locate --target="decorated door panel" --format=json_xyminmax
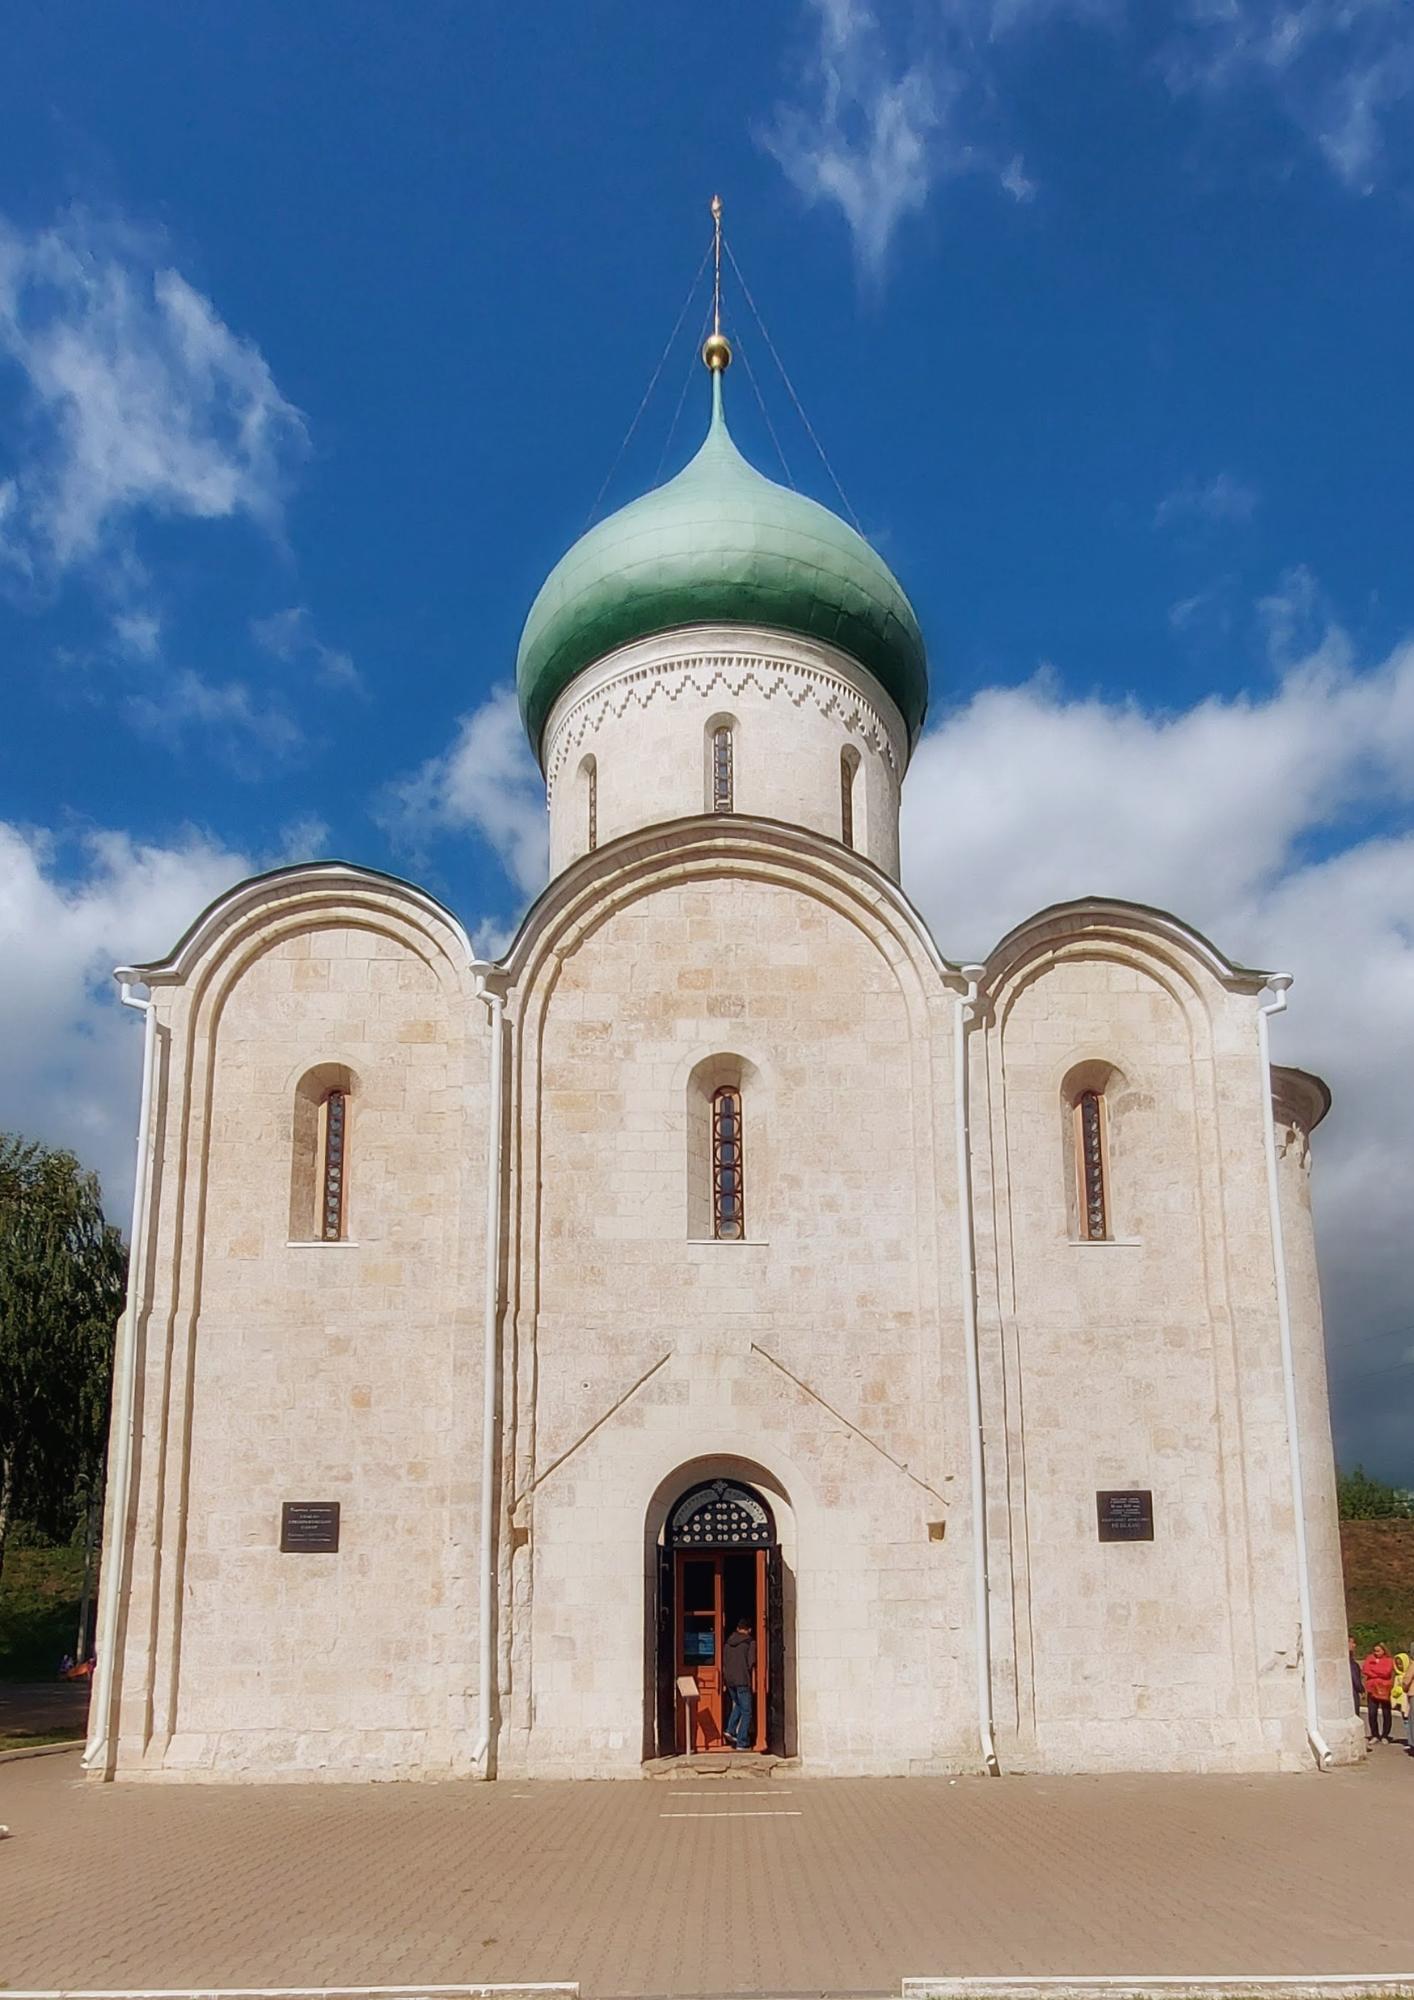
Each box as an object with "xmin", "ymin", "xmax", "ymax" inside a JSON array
[{"xmin": 675, "ymin": 1552, "xmax": 724, "ymax": 1750}]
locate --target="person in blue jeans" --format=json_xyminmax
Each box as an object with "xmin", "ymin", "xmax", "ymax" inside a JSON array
[{"xmin": 722, "ymin": 1618, "xmax": 756, "ymax": 1751}]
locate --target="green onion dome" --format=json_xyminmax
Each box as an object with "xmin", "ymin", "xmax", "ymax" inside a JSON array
[{"xmin": 516, "ymin": 374, "xmax": 929, "ymax": 760}]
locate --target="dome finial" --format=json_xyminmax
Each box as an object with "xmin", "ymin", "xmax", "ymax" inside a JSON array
[{"xmin": 702, "ymin": 194, "xmax": 732, "ymax": 374}]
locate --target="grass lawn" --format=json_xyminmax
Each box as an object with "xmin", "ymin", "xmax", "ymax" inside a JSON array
[
  {"xmin": 0, "ymin": 1725, "xmax": 82, "ymax": 1752},
  {"xmin": 0, "ymin": 1543, "xmax": 91, "ymax": 1679},
  {"xmin": 1341, "ymin": 1519, "xmax": 1414, "ymax": 1651}
]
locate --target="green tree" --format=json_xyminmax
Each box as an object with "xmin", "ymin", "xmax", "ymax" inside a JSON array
[
  {"xmin": 0, "ymin": 1134, "xmax": 125, "ymax": 1585},
  {"xmin": 1337, "ymin": 1463, "xmax": 1414, "ymax": 1520}
]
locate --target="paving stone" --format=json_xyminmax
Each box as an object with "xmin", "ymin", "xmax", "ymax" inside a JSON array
[{"xmin": 3, "ymin": 1750, "xmax": 1413, "ymax": 1995}]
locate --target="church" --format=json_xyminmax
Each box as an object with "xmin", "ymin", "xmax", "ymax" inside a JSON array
[{"xmin": 83, "ymin": 291, "xmax": 1362, "ymax": 1784}]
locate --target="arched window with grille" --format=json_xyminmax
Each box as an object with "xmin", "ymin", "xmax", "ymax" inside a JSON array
[
  {"xmin": 319, "ymin": 1088, "xmax": 349, "ymax": 1240},
  {"xmin": 1072, "ymin": 1084, "xmax": 1110, "ymax": 1241},
  {"xmin": 290, "ymin": 1063, "xmax": 355, "ymax": 1243},
  {"xmin": 711, "ymin": 721, "xmax": 734, "ymax": 813},
  {"xmin": 711, "ymin": 1084, "xmax": 745, "ymax": 1240},
  {"xmin": 687, "ymin": 1054, "xmax": 760, "ymax": 1241}
]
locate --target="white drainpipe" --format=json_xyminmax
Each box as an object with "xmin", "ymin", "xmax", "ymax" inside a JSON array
[
  {"xmin": 473, "ymin": 977, "xmax": 507, "ymax": 1774},
  {"xmin": 955, "ymin": 965, "xmax": 1000, "ymax": 1776},
  {"xmin": 83, "ymin": 978, "xmax": 157, "ymax": 1779},
  {"xmin": 1257, "ymin": 973, "xmax": 1332, "ymax": 1771}
]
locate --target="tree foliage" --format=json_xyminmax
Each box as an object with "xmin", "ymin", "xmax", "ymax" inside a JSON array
[
  {"xmin": 1337, "ymin": 1464, "xmax": 1414, "ymax": 1520},
  {"xmin": 0, "ymin": 1133, "xmax": 126, "ymax": 1584}
]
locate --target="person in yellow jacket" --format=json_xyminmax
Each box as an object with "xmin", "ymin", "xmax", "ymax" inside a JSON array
[{"xmin": 1395, "ymin": 1653, "xmax": 1412, "ymax": 1723}]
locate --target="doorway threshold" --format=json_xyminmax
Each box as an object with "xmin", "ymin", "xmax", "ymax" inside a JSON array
[{"xmin": 644, "ymin": 1752, "xmax": 799, "ymax": 1780}]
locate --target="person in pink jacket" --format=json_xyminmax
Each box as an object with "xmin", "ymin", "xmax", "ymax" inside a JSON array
[{"xmin": 1363, "ymin": 1643, "xmax": 1396, "ymax": 1742}]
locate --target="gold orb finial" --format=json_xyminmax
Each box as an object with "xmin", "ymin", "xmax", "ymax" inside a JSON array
[{"xmin": 702, "ymin": 330, "xmax": 732, "ymax": 373}]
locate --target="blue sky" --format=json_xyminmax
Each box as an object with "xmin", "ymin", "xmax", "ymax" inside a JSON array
[{"xmin": 2, "ymin": 0, "xmax": 1414, "ymax": 1474}]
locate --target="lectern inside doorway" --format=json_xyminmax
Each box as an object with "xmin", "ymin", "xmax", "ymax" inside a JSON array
[{"xmin": 655, "ymin": 1477, "xmax": 785, "ymax": 1756}]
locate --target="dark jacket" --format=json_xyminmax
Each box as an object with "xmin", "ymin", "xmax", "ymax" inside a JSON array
[{"xmin": 722, "ymin": 1632, "xmax": 756, "ymax": 1689}]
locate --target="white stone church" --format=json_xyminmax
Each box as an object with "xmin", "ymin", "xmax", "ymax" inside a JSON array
[{"xmin": 85, "ymin": 332, "xmax": 1362, "ymax": 1784}]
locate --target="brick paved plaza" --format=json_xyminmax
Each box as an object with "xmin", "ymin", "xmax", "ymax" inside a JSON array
[{"xmin": 3, "ymin": 1749, "xmax": 1413, "ymax": 1996}]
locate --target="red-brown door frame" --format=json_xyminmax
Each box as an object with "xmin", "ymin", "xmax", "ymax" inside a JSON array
[
  {"xmin": 672, "ymin": 1548, "xmax": 767, "ymax": 1753},
  {"xmin": 753, "ymin": 1545, "xmax": 768, "ymax": 1753}
]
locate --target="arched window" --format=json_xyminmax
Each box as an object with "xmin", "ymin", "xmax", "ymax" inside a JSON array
[
  {"xmin": 581, "ymin": 753, "xmax": 598, "ymax": 852},
  {"xmin": 1074, "ymin": 1088, "xmax": 1109, "ymax": 1241},
  {"xmin": 320, "ymin": 1089, "xmax": 348, "ymax": 1240},
  {"xmin": 840, "ymin": 747, "xmax": 858, "ymax": 849},
  {"xmin": 687, "ymin": 1053, "xmax": 760, "ymax": 1241},
  {"xmin": 290, "ymin": 1063, "xmax": 355, "ymax": 1242},
  {"xmin": 711, "ymin": 723, "xmax": 734, "ymax": 813},
  {"xmin": 711, "ymin": 1085, "xmax": 745, "ymax": 1239}
]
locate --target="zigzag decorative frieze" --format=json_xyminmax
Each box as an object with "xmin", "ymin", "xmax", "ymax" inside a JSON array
[{"xmin": 545, "ymin": 652, "xmax": 902, "ymax": 795}]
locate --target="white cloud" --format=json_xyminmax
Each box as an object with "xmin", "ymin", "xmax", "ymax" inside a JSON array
[
  {"xmin": 0, "ymin": 212, "xmax": 346, "ymax": 776},
  {"xmin": 764, "ymin": 0, "xmax": 950, "ymax": 282},
  {"xmin": 1167, "ymin": 582, "xmax": 1236, "ymax": 635},
  {"xmin": 274, "ymin": 814, "xmax": 332, "ymax": 863},
  {"xmin": 901, "ymin": 617, "xmax": 1414, "ymax": 1475},
  {"xmin": 125, "ymin": 668, "xmax": 303, "ymax": 771},
  {"xmin": 0, "ymin": 208, "xmax": 307, "ymax": 585},
  {"xmin": 0, "ymin": 821, "xmax": 252, "ymax": 1216},
  {"xmin": 762, "ymin": 1, "xmax": 1147, "ymax": 276},
  {"xmin": 110, "ymin": 607, "xmax": 162, "ymax": 661},
  {"xmin": 1257, "ymin": 561, "xmax": 1326, "ymax": 664},
  {"xmin": 1155, "ymin": 471, "xmax": 1259, "ymax": 528},
  {"xmin": 1167, "ymin": 0, "xmax": 1414, "ymax": 192},
  {"xmin": 468, "ymin": 912, "xmax": 520, "ymax": 961},
  {"xmin": 765, "ymin": 0, "xmax": 1413, "ymax": 277},
  {"xmin": 380, "ymin": 684, "xmax": 548, "ymax": 898},
  {"xmin": 1000, "ymin": 154, "xmax": 1038, "ymax": 201},
  {"xmin": 0, "ymin": 785, "xmax": 526, "ymax": 1229},
  {"xmin": 252, "ymin": 605, "xmax": 364, "ymax": 694}
]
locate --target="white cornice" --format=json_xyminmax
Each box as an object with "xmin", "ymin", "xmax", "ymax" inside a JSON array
[
  {"xmin": 117, "ymin": 860, "xmax": 481, "ymax": 986},
  {"xmin": 985, "ymin": 896, "xmax": 1268, "ymax": 991}
]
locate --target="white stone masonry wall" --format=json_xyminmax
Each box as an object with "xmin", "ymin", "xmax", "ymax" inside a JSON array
[
  {"xmin": 503, "ymin": 848, "xmax": 972, "ymax": 1778},
  {"xmin": 101, "ymin": 888, "xmax": 488, "ymax": 1782}
]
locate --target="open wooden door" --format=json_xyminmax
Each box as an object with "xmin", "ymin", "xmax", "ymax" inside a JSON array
[
  {"xmin": 655, "ymin": 1542, "xmax": 675, "ymax": 1757},
  {"xmin": 766, "ymin": 1543, "xmax": 785, "ymax": 1755},
  {"xmin": 654, "ymin": 1477, "xmax": 784, "ymax": 1759},
  {"xmin": 676, "ymin": 1552, "xmax": 725, "ymax": 1750}
]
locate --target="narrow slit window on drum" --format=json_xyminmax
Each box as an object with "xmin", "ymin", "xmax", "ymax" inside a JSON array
[{"xmin": 711, "ymin": 724, "xmax": 734, "ymax": 813}]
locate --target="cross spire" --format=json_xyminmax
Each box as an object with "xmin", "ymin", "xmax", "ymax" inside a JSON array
[{"xmin": 702, "ymin": 194, "xmax": 732, "ymax": 375}]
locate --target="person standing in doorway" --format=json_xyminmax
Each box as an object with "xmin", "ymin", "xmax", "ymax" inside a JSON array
[
  {"xmin": 1363, "ymin": 1642, "xmax": 1396, "ymax": 1742},
  {"xmin": 722, "ymin": 1617, "xmax": 756, "ymax": 1752}
]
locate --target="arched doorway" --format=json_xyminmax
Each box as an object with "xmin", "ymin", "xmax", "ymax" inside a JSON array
[{"xmin": 653, "ymin": 1476, "xmax": 786, "ymax": 1757}]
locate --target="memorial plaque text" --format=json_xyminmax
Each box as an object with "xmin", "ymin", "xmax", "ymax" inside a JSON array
[
  {"xmin": 1096, "ymin": 1489, "xmax": 1153, "ymax": 1542},
  {"xmin": 280, "ymin": 1500, "xmax": 341, "ymax": 1553}
]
